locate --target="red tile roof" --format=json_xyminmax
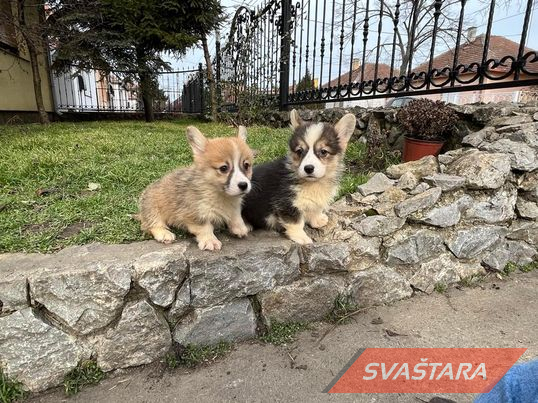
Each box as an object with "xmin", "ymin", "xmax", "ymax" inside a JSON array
[
  {"xmin": 415, "ymin": 35, "xmax": 538, "ymax": 74},
  {"xmin": 323, "ymin": 62, "xmax": 392, "ymax": 88}
]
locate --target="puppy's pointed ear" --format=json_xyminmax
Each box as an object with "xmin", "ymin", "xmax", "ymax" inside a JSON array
[
  {"xmin": 334, "ymin": 113, "xmax": 356, "ymax": 150},
  {"xmin": 237, "ymin": 125, "xmax": 247, "ymax": 141},
  {"xmin": 289, "ymin": 109, "xmax": 303, "ymax": 130},
  {"xmin": 186, "ymin": 126, "xmax": 208, "ymax": 155}
]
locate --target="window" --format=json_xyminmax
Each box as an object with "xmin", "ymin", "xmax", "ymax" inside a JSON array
[
  {"xmin": 76, "ymin": 75, "xmax": 86, "ymax": 92},
  {"xmin": 0, "ymin": 0, "xmax": 18, "ymax": 51}
]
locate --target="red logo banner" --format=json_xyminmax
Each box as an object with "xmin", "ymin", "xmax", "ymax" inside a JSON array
[{"xmin": 325, "ymin": 348, "xmax": 526, "ymax": 393}]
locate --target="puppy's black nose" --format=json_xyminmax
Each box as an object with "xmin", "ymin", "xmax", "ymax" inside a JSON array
[
  {"xmin": 238, "ymin": 182, "xmax": 248, "ymax": 191},
  {"xmin": 304, "ymin": 165, "xmax": 315, "ymax": 174}
]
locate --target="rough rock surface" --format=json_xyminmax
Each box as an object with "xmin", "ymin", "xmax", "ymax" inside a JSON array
[
  {"xmin": 348, "ymin": 266, "xmax": 412, "ymax": 306},
  {"xmin": 94, "ymin": 300, "xmax": 171, "ymax": 371},
  {"xmin": 492, "ymin": 114, "xmax": 533, "ymax": 127},
  {"xmin": 385, "ymin": 230, "xmax": 445, "ymax": 265},
  {"xmin": 396, "ymin": 171, "xmax": 418, "ymax": 190},
  {"xmin": 374, "ymin": 187, "xmax": 408, "ymax": 216},
  {"xmin": 133, "ymin": 246, "xmax": 188, "ymax": 307},
  {"xmin": 482, "ymin": 241, "xmax": 537, "ymax": 272},
  {"xmin": 0, "ymin": 308, "xmax": 84, "ymax": 392},
  {"xmin": 519, "ymin": 170, "xmax": 538, "ymax": 193},
  {"xmin": 259, "ymin": 277, "xmax": 345, "ymax": 323},
  {"xmin": 423, "ymin": 174, "xmax": 466, "ymax": 191},
  {"xmin": 29, "ymin": 261, "xmax": 132, "ymax": 335},
  {"xmin": 167, "ymin": 281, "xmax": 191, "ymax": 325},
  {"xmin": 482, "ymin": 139, "xmax": 538, "ymax": 171},
  {"xmin": 507, "ymin": 221, "xmax": 538, "ymax": 246},
  {"xmin": 465, "ymin": 186, "xmax": 518, "ymax": 223},
  {"xmin": 516, "ymin": 197, "xmax": 538, "ymax": 219},
  {"xmin": 409, "ymin": 182, "xmax": 430, "ymax": 195},
  {"xmin": 415, "ymin": 195, "xmax": 473, "ymax": 227},
  {"xmin": 446, "ymin": 151, "xmax": 511, "ymax": 190},
  {"xmin": 302, "ymin": 243, "xmax": 350, "ymax": 273},
  {"xmin": 386, "ymin": 155, "xmax": 438, "ymax": 179},
  {"xmin": 352, "ymin": 215, "xmax": 406, "ymax": 236},
  {"xmin": 188, "ymin": 236, "xmax": 300, "ymax": 307},
  {"xmin": 394, "ymin": 187, "xmax": 442, "ymax": 217},
  {"xmin": 356, "ymin": 173, "xmax": 395, "ymax": 196},
  {"xmin": 462, "ymin": 127, "xmax": 495, "ymax": 148},
  {"xmin": 173, "ymin": 299, "xmax": 257, "ymax": 345},
  {"xmin": 447, "ymin": 226, "xmax": 504, "ymax": 259},
  {"xmin": 345, "ymin": 233, "xmax": 382, "ymax": 271},
  {"xmin": 0, "ymin": 254, "xmax": 34, "ymax": 314},
  {"xmin": 437, "ymin": 149, "xmax": 465, "ymax": 165},
  {"xmin": 409, "ymin": 254, "xmax": 485, "ymax": 294}
]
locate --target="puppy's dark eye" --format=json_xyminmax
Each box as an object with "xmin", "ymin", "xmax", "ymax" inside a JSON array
[
  {"xmin": 219, "ymin": 165, "xmax": 229, "ymax": 173},
  {"xmin": 243, "ymin": 161, "xmax": 250, "ymax": 170},
  {"xmin": 295, "ymin": 148, "xmax": 303, "ymax": 157},
  {"xmin": 319, "ymin": 149, "xmax": 329, "ymax": 157}
]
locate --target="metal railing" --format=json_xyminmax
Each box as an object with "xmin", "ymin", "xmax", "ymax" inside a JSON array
[
  {"xmin": 217, "ymin": 0, "xmax": 538, "ymax": 109},
  {"xmin": 52, "ymin": 66, "xmax": 204, "ymax": 114}
]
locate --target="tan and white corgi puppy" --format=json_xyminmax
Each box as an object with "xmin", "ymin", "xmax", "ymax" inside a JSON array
[
  {"xmin": 242, "ymin": 110, "xmax": 356, "ymax": 244},
  {"xmin": 138, "ymin": 126, "xmax": 254, "ymax": 251}
]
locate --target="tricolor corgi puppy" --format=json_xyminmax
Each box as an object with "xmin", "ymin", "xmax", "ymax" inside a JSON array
[
  {"xmin": 137, "ymin": 126, "xmax": 254, "ymax": 251},
  {"xmin": 242, "ymin": 110, "xmax": 356, "ymax": 244}
]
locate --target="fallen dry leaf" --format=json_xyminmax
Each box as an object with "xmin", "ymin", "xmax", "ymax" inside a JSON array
[
  {"xmin": 384, "ymin": 329, "xmax": 408, "ymax": 337},
  {"xmin": 87, "ymin": 182, "xmax": 101, "ymax": 191}
]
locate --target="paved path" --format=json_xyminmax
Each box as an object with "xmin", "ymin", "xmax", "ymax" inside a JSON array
[{"xmin": 30, "ymin": 271, "xmax": 538, "ymax": 403}]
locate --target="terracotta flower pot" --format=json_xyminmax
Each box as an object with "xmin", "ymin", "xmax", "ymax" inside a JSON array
[{"xmin": 403, "ymin": 136, "xmax": 444, "ymax": 162}]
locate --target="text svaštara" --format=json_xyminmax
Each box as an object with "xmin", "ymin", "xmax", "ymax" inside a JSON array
[{"xmin": 363, "ymin": 359, "xmax": 487, "ymax": 381}]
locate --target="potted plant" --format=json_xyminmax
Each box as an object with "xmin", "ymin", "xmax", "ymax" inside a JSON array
[{"xmin": 396, "ymin": 99, "xmax": 459, "ymax": 162}]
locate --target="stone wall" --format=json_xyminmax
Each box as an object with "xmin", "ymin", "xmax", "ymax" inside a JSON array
[
  {"xmin": 222, "ymin": 101, "xmax": 538, "ymax": 152},
  {"xmin": 1, "ymin": 104, "xmax": 537, "ymax": 393}
]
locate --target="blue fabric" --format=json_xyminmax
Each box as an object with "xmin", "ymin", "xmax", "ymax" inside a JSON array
[{"xmin": 475, "ymin": 359, "xmax": 538, "ymax": 403}]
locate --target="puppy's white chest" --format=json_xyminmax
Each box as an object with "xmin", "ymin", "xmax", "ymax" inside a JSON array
[{"xmin": 294, "ymin": 181, "xmax": 336, "ymax": 213}]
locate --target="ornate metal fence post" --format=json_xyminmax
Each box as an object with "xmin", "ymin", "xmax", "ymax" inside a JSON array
[
  {"xmin": 279, "ymin": 0, "xmax": 292, "ymax": 111},
  {"xmin": 215, "ymin": 34, "xmax": 222, "ymax": 112},
  {"xmin": 198, "ymin": 63, "xmax": 204, "ymax": 116}
]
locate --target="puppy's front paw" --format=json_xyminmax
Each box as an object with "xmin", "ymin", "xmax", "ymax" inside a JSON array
[
  {"xmin": 309, "ymin": 213, "xmax": 329, "ymax": 229},
  {"xmin": 288, "ymin": 232, "xmax": 313, "ymax": 245},
  {"xmin": 152, "ymin": 228, "xmax": 176, "ymax": 244},
  {"xmin": 198, "ymin": 236, "xmax": 222, "ymax": 251},
  {"xmin": 230, "ymin": 222, "xmax": 251, "ymax": 238}
]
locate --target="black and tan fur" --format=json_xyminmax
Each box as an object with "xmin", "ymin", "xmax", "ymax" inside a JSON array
[
  {"xmin": 242, "ymin": 110, "xmax": 356, "ymax": 244},
  {"xmin": 138, "ymin": 126, "xmax": 254, "ymax": 251}
]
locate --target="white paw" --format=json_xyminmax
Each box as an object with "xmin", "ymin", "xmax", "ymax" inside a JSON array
[
  {"xmin": 309, "ymin": 213, "xmax": 329, "ymax": 229},
  {"xmin": 198, "ymin": 237, "xmax": 222, "ymax": 251},
  {"xmin": 288, "ymin": 232, "xmax": 313, "ymax": 245},
  {"xmin": 230, "ymin": 222, "xmax": 250, "ymax": 238},
  {"xmin": 154, "ymin": 230, "xmax": 176, "ymax": 244}
]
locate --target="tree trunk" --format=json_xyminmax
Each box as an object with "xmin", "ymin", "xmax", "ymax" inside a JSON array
[
  {"xmin": 400, "ymin": 54, "xmax": 409, "ymax": 76},
  {"xmin": 139, "ymin": 71, "xmax": 155, "ymax": 122},
  {"xmin": 136, "ymin": 47, "xmax": 154, "ymax": 122},
  {"xmin": 17, "ymin": 0, "xmax": 49, "ymax": 124},
  {"xmin": 201, "ymin": 35, "xmax": 217, "ymax": 121},
  {"xmin": 26, "ymin": 40, "xmax": 49, "ymax": 124}
]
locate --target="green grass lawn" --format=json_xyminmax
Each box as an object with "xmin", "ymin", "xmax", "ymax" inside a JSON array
[{"xmin": 0, "ymin": 118, "xmax": 369, "ymax": 253}]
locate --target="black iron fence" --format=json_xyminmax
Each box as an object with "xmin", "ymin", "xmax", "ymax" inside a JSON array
[
  {"xmin": 217, "ymin": 0, "xmax": 538, "ymax": 109},
  {"xmin": 52, "ymin": 66, "xmax": 204, "ymax": 114}
]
